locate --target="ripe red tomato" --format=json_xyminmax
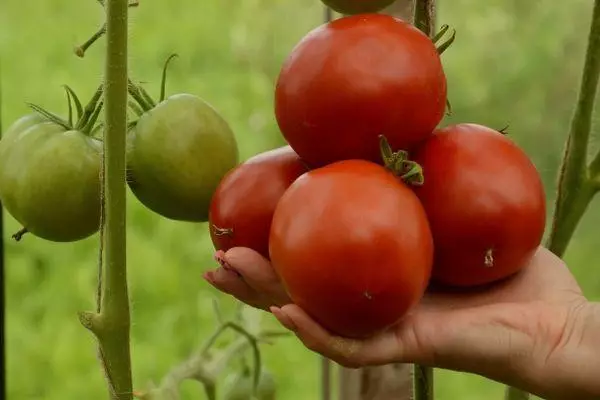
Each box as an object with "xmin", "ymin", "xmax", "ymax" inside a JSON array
[
  {"xmin": 209, "ymin": 146, "xmax": 308, "ymax": 259},
  {"xmin": 269, "ymin": 160, "xmax": 433, "ymax": 338},
  {"xmin": 411, "ymin": 123, "xmax": 547, "ymax": 287},
  {"xmin": 275, "ymin": 13, "xmax": 447, "ymax": 168},
  {"xmin": 321, "ymin": 0, "xmax": 395, "ymax": 14}
]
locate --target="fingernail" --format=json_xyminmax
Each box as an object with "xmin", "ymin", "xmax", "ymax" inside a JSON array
[
  {"xmin": 214, "ymin": 250, "xmax": 241, "ymax": 278},
  {"xmin": 203, "ymin": 271, "xmax": 216, "ymax": 285},
  {"xmin": 270, "ymin": 306, "xmax": 298, "ymax": 332}
]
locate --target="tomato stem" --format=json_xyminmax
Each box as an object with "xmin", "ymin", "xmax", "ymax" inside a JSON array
[
  {"xmin": 413, "ymin": 3, "xmax": 437, "ymax": 399},
  {"xmin": 127, "ymin": 79, "xmax": 153, "ymax": 112},
  {"xmin": 546, "ymin": 0, "xmax": 600, "ymax": 258},
  {"xmin": 77, "ymin": 0, "xmax": 133, "ymax": 399},
  {"xmin": 74, "ymin": 1, "xmax": 139, "ymax": 58},
  {"xmin": 132, "ymin": 318, "xmax": 288, "ymax": 399},
  {"xmin": 75, "ymin": 84, "xmax": 104, "ymax": 131},
  {"xmin": 507, "ymin": 0, "xmax": 600, "ymax": 399},
  {"xmin": 159, "ymin": 53, "xmax": 179, "ymax": 103},
  {"xmin": 11, "ymin": 227, "xmax": 28, "ymax": 242},
  {"xmin": 74, "ymin": 23, "xmax": 107, "ymax": 59}
]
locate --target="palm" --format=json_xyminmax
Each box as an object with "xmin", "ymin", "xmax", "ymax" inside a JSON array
[{"xmin": 204, "ymin": 246, "xmax": 584, "ymax": 378}]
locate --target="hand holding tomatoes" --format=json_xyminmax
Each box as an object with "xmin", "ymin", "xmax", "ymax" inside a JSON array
[{"xmin": 204, "ymin": 246, "xmax": 600, "ymax": 400}]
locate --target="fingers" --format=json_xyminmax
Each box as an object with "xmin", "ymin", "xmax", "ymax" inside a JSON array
[
  {"xmin": 223, "ymin": 247, "xmax": 292, "ymax": 307},
  {"xmin": 203, "ymin": 268, "xmax": 268, "ymax": 310},
  {"xmin": 270, "ymin": 304, "xmax": 410, "ymax": 368},
  {"xmin": 203, "ymin": 247, "xmax": 291, "ymax": 311}
]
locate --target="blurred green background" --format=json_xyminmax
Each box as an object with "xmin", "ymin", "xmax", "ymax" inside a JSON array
[{"xmin": 1, "ymin": 0, "xmax": 599, "ymax": 399}]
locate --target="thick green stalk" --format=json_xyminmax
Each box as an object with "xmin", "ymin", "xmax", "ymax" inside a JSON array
[
  {"xmin": 546, "ymin": 0, "xmax": 600, "ymax": 257},
  {"xmin": 79, "ymin": 0, "xmax": 132, "ymax": 399},
  {"xmin": 506, "ymin": 0, "xmax": 600, "ymax": 399}
]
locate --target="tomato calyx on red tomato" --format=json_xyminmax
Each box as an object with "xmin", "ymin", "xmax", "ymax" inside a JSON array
[{"xmin": 378, "ymin": 135, "xmax": 424, "ymax": 186}]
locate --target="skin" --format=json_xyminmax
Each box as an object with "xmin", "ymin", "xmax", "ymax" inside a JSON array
[
  {"xmin": 127, "ymin": 93, "xmax": 239, "ymax": 222},
  {"xmin": 209, "ymin": 145, "xmax": 308, "ymax": 260},
  {"xmin": 0, "ymin": 122, "xmax": 102, "ymax": 241},
  {"xmin": 268, "ymin": 160, "xmax": 433, "ymax": 338},
  {"xmin": 411, "ymin": 123, "xmax": 547, "ymax": 286},
  {"xmin": 275, "ymin": 14, "xmax": 447, "ymax": 168},
  {"xmin": 204, "ymin": 246, "xmax": 600, "ymax": 400},
  {"xmin": 321, "ymin": 0, "xmax": 396, "ymax": 14}
]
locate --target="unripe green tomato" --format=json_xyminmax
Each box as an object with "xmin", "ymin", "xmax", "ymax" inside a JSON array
[
  {"xmin": 127, "ymin": 93, "xmax": 239, "ymax": 222},
  {"xmin": 0, "ymin": 114, "xmax": 47, "ymax": 173},
  {"xmin": 0, "ymin": 121, "xmax": 102, "ymax": 242},
  {"xmin": 222, "ymin": 368, "xmax": 276, "ymax": 400},
  {"xmin": 321, "ymin": 0, "xmax": 395, "ymax": 15},
  {"xmin": 1, "ymin": 113, "xmax": 46, "ymax": 143}
]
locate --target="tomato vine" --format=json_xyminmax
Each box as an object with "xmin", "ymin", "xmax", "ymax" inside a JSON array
[
  {"xmin": 507, "ymin": 1, "xmax": 600, "ymax": 399},
  {"xmin": 77, "ymin": 0, "xmax": 133, "ymax": 399}
]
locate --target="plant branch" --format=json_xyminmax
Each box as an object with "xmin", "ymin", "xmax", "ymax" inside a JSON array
[
  {"xmin": 414, "ymin": 0, "xmax": 435, "ymax": 37},
  {"xmin": 79, "ymin": 0, "xmax": 132, "ymax": 399},
  {"xmin": 135, "ymin": 329, "xmax": 288, "ymax": 400},
  {"xmin": 546, "ymin": 0, "xmax": 600, "ymax": 258},
  {"xmin": 506, "ymin": 1, "xmax": 600, "ymax": 399},
  {"xmin": 413, "ymin": 2, "xmax": 436, "ymax": 399}
]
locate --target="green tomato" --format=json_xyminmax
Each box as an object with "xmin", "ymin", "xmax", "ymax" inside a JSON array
[
  {"xmin": 127, "ymin": 93, "xmax": 239, "ymax": 222},
  {"xmin": 222, "ymin": 368, "xmax": 276, "ymax": 400},
  {"xmin": 0, "ymin": 121, "xmax": 102, "ymax": 242},
  {"xmin": 0, "ymin": 114, "xmax": 47, "ymax": 170}
]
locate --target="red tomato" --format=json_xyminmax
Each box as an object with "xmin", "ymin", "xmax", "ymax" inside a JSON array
[
  {"xmin": 209, "ymin": 146, "xmax": 308, "ymax": 259},
  {"xmin": 269, "ymin": 160, "xmax": 433, "ymax": 338},
  {"xmin": 321, "ymin": 0, "xmax": 395, "ymax": 14},
  {"xmin": 274, "ymin": 13, "xmax": 447, "ymax": 168},
  {"xmin": 411, "ymin": 123, "xmax": 547, "ymax": 287}
]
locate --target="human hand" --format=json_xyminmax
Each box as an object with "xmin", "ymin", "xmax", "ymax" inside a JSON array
[{"xmin": 203, "ymin": 247, "xmax": 598, "ymax": 400}]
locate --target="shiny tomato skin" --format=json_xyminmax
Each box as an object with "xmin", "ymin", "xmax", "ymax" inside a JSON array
[
  {"xmin": 322, "ymin": 0, "xmax": 395, "ymax": 14},
  {"xmin": 275, "ymin": 13, "xmax": 447, "ymax": 168},
  {"xmin": 269, "ymin": 160, "xmax": 433, "ymax": 338},
  {"xmin": 209, "ymin": 146, "xmax": 308, "ymax": 259},
  {"xmin": 411, "ymin": 123, "xmax": 547, "ymax": 287}
]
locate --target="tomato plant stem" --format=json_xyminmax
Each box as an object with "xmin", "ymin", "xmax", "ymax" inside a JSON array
[
  {"xmin": 78, "ymin": 0, "xmax": 132, "ymax": 399},
  {"xmin": 547, "ymin": 0, "xmax": 600, "ymax": 258},
  {"xmin": 506, "ymin": 0, "xmax": 600, "ymax": 399},
  {"xmin": 413, "ymin": 2, "xmax": 436, "ymax": 399},
  {"xmin": 414, "ymin": 0, "xmax": 435, "ymax": 36}
]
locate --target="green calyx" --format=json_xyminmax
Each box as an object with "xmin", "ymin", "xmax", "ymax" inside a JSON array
[
  {"xmin": 128, "ymin": 53, "xmax": 180, "ymax": 117},
  {"xmin": 433, "ymin": 24, "xmax": 457, "ymax": 55},
  {"xmin": 379, "ymin": 135, "xmax": 425, "ymax": 186},
  {"xmin": 26, "ymin": 84, "xmax": 104, "ymax": 136}
]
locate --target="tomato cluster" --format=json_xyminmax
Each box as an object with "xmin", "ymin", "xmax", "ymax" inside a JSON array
[
  {"xmin": 209, "ymin": 11, "xmax": 546, "ymax": 339},
  {"xmin": 0, "ymin": 56, "xmax": 239, "ymax": 242}
]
